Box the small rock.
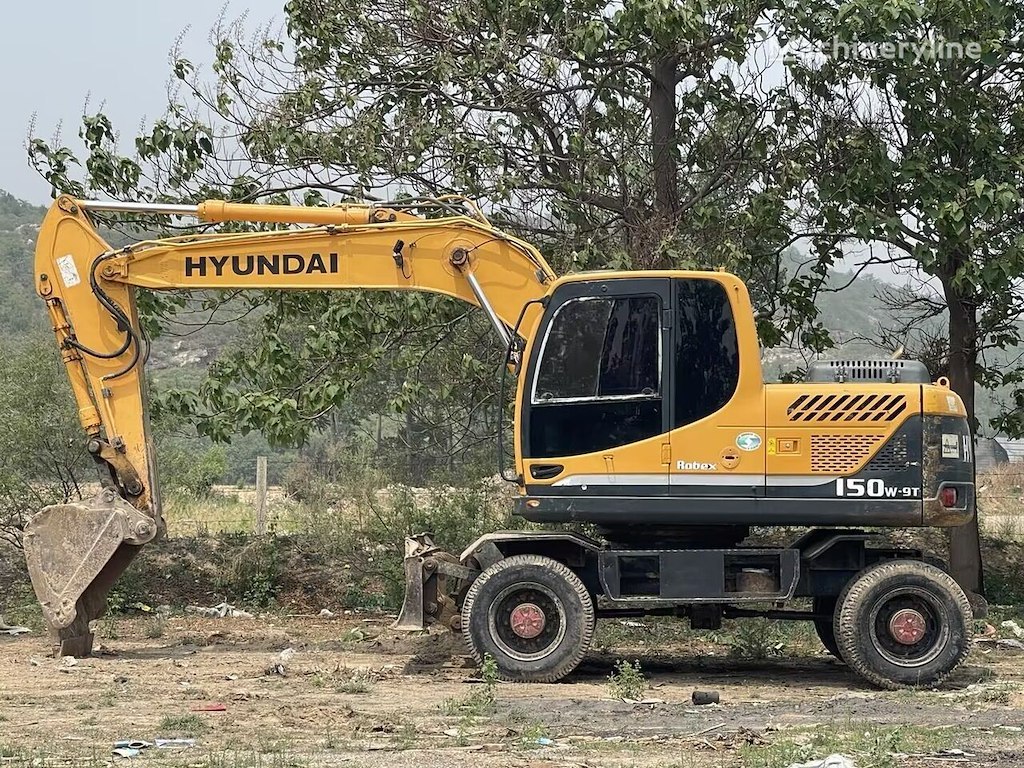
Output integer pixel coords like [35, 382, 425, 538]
[1001, 620, 1024, 639]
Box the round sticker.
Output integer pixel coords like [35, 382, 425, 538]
[736, 432, 762, 452]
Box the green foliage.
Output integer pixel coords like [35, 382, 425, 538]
[157, 443, 227, 497]
[0, 336, 90, 548]
[607, 659, 647, 700]
[715, 618, 788, 659]
[782, 0, 1024, 433]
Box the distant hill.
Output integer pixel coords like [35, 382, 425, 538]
[0, 192, 49, 335]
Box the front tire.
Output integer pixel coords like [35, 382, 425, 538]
[461, 554, 595, 682]
[834, 560, 973, 689]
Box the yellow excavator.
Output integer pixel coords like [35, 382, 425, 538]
[29, 194, 978, 689]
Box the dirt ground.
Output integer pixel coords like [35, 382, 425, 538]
[2, 615, 1024, 768]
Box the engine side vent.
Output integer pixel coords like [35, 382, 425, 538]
[810, 434, 887, 473]
[787, 393, 908, 423]
[865, 435, 910, 473]
[807, 359, 930, 384]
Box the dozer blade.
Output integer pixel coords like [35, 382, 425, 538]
[23, 489, 157, 657]
[394, 533, 477, 632]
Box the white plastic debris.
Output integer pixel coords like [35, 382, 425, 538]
[0, 616, 30, 635]
[1001, 620, 1024, 638]
[266, 647, 296, 676]
[155, 739, 195, 749]
[185, 603, 254, 619]
[786, 755, 856, 768]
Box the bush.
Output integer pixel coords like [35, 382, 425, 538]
[158, 443, 227, 497]
[218, 536, 282, 607]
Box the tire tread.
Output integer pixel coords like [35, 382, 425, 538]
[461, 554, 595, 683]
[834, 559, 972, 690]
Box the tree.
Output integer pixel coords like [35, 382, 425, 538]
[782, 0, 1024, 593]
[29, 1, 828, 455]
[0, 337, 90, 550]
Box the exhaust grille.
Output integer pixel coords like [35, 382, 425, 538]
[865, 435, 909, 473]
[788, 393, 908, 423]
[810, 434, 887, 473]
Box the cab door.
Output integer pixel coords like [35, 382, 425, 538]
[668, 276, 766, 498]
[520, 277, 672, 496]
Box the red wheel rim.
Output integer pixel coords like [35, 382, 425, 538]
[889, 608, 927, 645]
[509, 602, 546, 639]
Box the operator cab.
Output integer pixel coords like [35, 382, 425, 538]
[517, 272, 765, 510]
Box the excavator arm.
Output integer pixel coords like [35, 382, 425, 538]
[29, 194, 554, 655]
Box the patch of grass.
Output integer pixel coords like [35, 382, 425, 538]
[441, 654, 499, 716]
[714, 618, 791, 659]
[739, 723, 956, 768]
[607, 659, 646, 700]
[396, 723, 418, 750]
[336, 667, 373, 694]
[1, 582, 43, 631]
[145, 615, 166, 639]
[158, 713, 212, 737]
[519, 720, 550, 747]
[593, 616, 697, 651]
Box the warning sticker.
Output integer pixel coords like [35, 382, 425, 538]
[56, 254, 81, 288]
[941, 434, 960, 459]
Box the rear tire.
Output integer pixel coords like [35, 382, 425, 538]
[834, 560, 973, 689]
[812, 596, 841, 658]
[461, 554, 595, 682]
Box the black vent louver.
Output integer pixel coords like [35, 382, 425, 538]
[806, 359, 930, 384]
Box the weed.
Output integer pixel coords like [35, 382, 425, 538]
[607, 659, 646, 700]
[441, 654, 498, 716]
[219, 536, 282, 607]
[158, 713, 211, 737]
[145, 615, 166, 639]
[396, 722, 418, 749]
[337, 667, 373, 694]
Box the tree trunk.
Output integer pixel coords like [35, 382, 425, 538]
[942, 279, 984, 596]
[649, 52, 680, 266]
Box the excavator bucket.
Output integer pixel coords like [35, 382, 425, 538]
[394, 533, 476, 632]
[23, 489, 158, 656]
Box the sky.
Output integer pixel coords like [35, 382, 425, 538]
[1, 0, 283, 205]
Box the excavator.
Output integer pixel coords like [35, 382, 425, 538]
[29, 194, 978, 689]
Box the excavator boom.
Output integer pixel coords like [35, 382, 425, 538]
[30, 195, 553, 655]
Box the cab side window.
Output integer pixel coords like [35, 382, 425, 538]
[533, 296, 660, 403]
[528, 295, 662, 458]
[674, 279, 739, 426]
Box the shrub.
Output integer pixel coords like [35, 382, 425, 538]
[607, 659, 646, 700]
